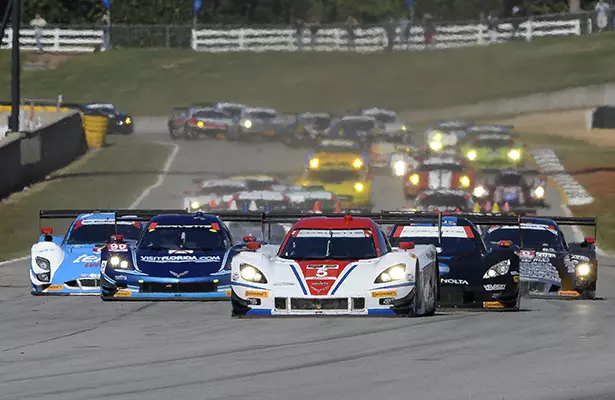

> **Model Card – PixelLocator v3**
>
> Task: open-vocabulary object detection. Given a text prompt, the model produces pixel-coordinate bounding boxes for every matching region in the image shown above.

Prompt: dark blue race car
[388,213,521,310]
[100,211,248,300]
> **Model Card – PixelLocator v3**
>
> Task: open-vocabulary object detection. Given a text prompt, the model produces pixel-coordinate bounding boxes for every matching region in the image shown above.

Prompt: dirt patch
[22,53,78,70]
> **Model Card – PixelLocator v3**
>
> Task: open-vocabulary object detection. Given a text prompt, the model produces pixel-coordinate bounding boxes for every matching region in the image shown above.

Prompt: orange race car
[403,155,477,199]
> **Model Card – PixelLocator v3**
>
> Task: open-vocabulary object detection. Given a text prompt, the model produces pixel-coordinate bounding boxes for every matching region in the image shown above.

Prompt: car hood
[135,248,227,278]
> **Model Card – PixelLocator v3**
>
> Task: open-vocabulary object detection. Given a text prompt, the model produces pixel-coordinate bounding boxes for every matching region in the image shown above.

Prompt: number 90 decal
[107,243,128,252]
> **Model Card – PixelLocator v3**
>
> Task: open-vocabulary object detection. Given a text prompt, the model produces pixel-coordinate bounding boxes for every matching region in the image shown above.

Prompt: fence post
[574,18,581,35]
[165,25,170,48]
[239,28,244,51]
[335,28,340,50]
[191,28,197,51]
[477,22,484,45]
[54,28,60,51]
[6,28,12,49]
[525,17,533,41]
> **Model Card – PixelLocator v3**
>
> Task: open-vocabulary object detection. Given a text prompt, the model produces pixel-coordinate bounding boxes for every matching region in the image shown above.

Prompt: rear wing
[527,216,597,241]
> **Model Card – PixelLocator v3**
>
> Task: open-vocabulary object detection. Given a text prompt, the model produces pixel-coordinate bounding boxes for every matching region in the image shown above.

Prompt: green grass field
[2,33,615,115]
[0,136,172,261]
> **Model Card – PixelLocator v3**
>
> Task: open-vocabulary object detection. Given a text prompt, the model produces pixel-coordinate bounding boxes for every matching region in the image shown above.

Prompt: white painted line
[0,255,30,266]
[129,142,179,209]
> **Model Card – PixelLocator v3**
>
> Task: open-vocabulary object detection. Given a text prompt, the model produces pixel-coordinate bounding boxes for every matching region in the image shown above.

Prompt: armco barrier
[83,115,108,149]
[0,112,87,200]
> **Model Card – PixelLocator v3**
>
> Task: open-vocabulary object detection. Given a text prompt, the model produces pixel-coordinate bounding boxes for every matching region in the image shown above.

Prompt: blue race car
[100,211,246,300]
[30,210,144,295]
[482,216,598,299]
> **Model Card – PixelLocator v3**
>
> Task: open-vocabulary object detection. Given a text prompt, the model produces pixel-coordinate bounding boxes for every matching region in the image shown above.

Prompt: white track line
[0,142,180,266]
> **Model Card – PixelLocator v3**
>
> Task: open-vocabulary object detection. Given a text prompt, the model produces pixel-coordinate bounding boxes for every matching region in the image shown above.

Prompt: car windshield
[495,174,523,186]
[279,228,377,260]
[475,138,514,148]
[484,226,564,251]
[339,119,375,131]
[307,169,362,183]
[194,110,227,119]
[417,195,469,209]
[316,145,360,153]
[219,106,243,117]
[389,225,481,255]
[67,221,142,245]
[247,111,277,119]
[370,113,396,123]
[139,223,226,251]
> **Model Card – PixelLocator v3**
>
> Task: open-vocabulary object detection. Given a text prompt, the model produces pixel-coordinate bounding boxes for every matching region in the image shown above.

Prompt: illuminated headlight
[240,263,267,283]
[125,117,132,124]
[190,201,200,210]
[576,263,591,277]
[393,160,406,176]
[35,256,51,271]
[110,256,121,266]
[473,185,487,197]
[534,186,545,198]
[467,150,477,161]
[433,132,443,141]
[483,260,510,279]
[309,158,319,169]
[352,158,364,169]
[197,121,204,128]
[459,176,471,188]
[375,264,406,283]
[120,260,130,269]
[243,119,253,128]
[429,141,443,151]
[508,149,521,160]
[354,182,364,192]
[409,173,419,185]
[401,125,408,131]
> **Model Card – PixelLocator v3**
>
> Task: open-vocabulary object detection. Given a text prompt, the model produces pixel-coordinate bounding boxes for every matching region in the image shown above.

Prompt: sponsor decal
[396,225,474,239]
[371,290,398,298]
[245,290,268,298]
[513,276,520,283]
[168,249,193,254]
[74,254,101,264]
[483,301,505,309]
[308,281,330,294]
[232,272,240,281]
[441,278,469,285]
[115,275,128,280]
[140,255,221,263]
[114,290,132,297]
[101,260,107,273]
[557,290,580,297]
[46,284,64,291]
[273,282,295,286]
[169,270,189,278]
[225,289,232,296]
[484,284,506,291]
[306,264,339,279]
[108,243,128,252]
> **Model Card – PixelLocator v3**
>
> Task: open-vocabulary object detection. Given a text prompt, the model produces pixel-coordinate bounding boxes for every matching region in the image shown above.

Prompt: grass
[3,33,615,115]
[518,132,615,251]
[0,136,172,261]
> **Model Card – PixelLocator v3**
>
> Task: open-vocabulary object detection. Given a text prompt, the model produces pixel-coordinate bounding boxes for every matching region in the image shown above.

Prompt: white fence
[0,18,583,53]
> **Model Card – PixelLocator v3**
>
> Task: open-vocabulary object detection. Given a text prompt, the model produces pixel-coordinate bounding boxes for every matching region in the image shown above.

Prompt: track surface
[2,127,615,400]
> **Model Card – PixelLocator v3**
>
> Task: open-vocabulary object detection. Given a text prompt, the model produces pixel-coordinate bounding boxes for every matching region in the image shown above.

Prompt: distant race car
[284,185,341,212]
[411,189,476,212]
[424,120,474,151]
[184,178,248,211]
[389,144,421,177]
[286,112,334,145]
[229,175,280,191]
[225,190,293,212]
[482,216,598,299]
[305,139,368,171]
[472,168,547,208]
[388,213,521,310]
[461,133,524,169]
[213,102,246,120]
[100,211,245,300]
[232,107,291,140]
[168,105,234,140]
[30,210,143,295]
[404,155,475,199]
[229,213,438,317]
[325,115,378,147]
[361,108,411,143]
[78,103,134,135]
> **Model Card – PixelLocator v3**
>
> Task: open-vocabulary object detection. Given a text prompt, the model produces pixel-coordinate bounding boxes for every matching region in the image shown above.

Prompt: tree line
[14,0,598,26]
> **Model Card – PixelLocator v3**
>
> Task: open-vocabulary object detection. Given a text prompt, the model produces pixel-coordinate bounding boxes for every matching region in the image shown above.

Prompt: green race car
[461,133,524,169]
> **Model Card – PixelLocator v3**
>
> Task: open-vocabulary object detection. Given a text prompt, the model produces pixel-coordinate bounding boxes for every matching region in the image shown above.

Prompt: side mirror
[247,242,262,250]
[498,240,513,248]
[243,235,256,243]
[399,241,415,250]
[582,237,595,247]
[111,234,124,242]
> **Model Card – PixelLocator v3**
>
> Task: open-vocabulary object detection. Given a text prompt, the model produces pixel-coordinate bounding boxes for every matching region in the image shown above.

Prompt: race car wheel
[582,289,596,300]
[411,262,424,317]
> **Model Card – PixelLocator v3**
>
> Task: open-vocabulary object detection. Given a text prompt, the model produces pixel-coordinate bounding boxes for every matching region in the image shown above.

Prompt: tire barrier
[530,149,594,206]
[83,115,108,149]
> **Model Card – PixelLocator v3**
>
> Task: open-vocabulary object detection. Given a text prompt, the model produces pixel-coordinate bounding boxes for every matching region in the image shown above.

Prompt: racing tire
[169,125,183,140]
[582,289,596,300]
[411,262,424,317]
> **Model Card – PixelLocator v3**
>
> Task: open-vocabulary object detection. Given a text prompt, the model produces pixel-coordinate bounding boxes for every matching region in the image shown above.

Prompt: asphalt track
[2,125,615,400]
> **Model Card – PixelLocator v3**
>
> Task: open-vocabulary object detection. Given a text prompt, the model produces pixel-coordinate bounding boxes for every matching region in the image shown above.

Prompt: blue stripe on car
[232,282,270,291]
[330,264,358,295]
[289,264,307,295]
[369,282,415,291]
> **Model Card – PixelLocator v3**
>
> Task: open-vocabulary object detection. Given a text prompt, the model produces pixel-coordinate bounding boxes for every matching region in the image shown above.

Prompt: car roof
[76,212,115,220]
[291,216,376,230]
[475,133,512,140]
[244,107,277,113]
[391,216,476,228]
[201,179,247,188]
[520,217,559,226]
[362,108,396,115]
[230,175,277,182]
[149,214,222,224]
[317,139,359,148]
[341,115,376,122]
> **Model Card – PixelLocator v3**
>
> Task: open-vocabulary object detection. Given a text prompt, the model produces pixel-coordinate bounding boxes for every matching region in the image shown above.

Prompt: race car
[404,155,475,199]
[411,189,476,212]
[30,210,144,295]
[325,115,379,148]
[229,212,438,316]
[424,120,473,152]
[388,213,521,310]
[461,133,524,169]
[168,105,234,140]
[460,124,515,146]
[482,216,598,299]
[184,178,248,211]
[224,190,294,212]
[305,139,368,171]
[472,168,547,208]
[284,185,341,212]
[76,103,134,135]
[389,144,421,177]
[231,107,291,140]
[361,108,411,143]
[100,211,244,300]
[213,101,246,120]
[285,112,334,146]
[229,175,281,191]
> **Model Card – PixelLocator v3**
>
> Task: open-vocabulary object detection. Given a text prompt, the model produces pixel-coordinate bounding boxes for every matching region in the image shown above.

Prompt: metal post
[0,0,12,46]
[10,0,20,132]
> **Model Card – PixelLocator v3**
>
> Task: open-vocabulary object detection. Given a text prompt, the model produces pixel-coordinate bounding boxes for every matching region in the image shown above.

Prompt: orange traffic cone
[313,200,323,213]
[209,199,217,209]
[335,200,342,213]
[502,202,510,212]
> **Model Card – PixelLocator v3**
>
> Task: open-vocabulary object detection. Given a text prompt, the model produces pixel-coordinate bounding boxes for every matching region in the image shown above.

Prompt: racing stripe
[289,264,308,295]
[330,264,358,295]
[369,282,415,291]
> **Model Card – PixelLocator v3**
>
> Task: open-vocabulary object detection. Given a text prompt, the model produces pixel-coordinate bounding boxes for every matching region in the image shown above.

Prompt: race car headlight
[354,182,364,192]
[459,175,471,188]
[393,160,406,176]
[508,149,521,160]
[401,125,408,131]
[36,272,50,282]
[190,201,200,210]
[125,117,132,124]
[533,186,545,198]
[243,119,252,128]
[197,121,204,128]
[309,158,319,169]
[467,150,477,161]
[240,263,267,283]
[473,185,487,197]
[109,255,132,270]
[375,264,406,283]
[433,132,443,141]
[429,141,443,151]
[576,262,591,277]
[352,158,364,169]
[35,256,51,271]
[483,260,510,279]
[409,173,419,185]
